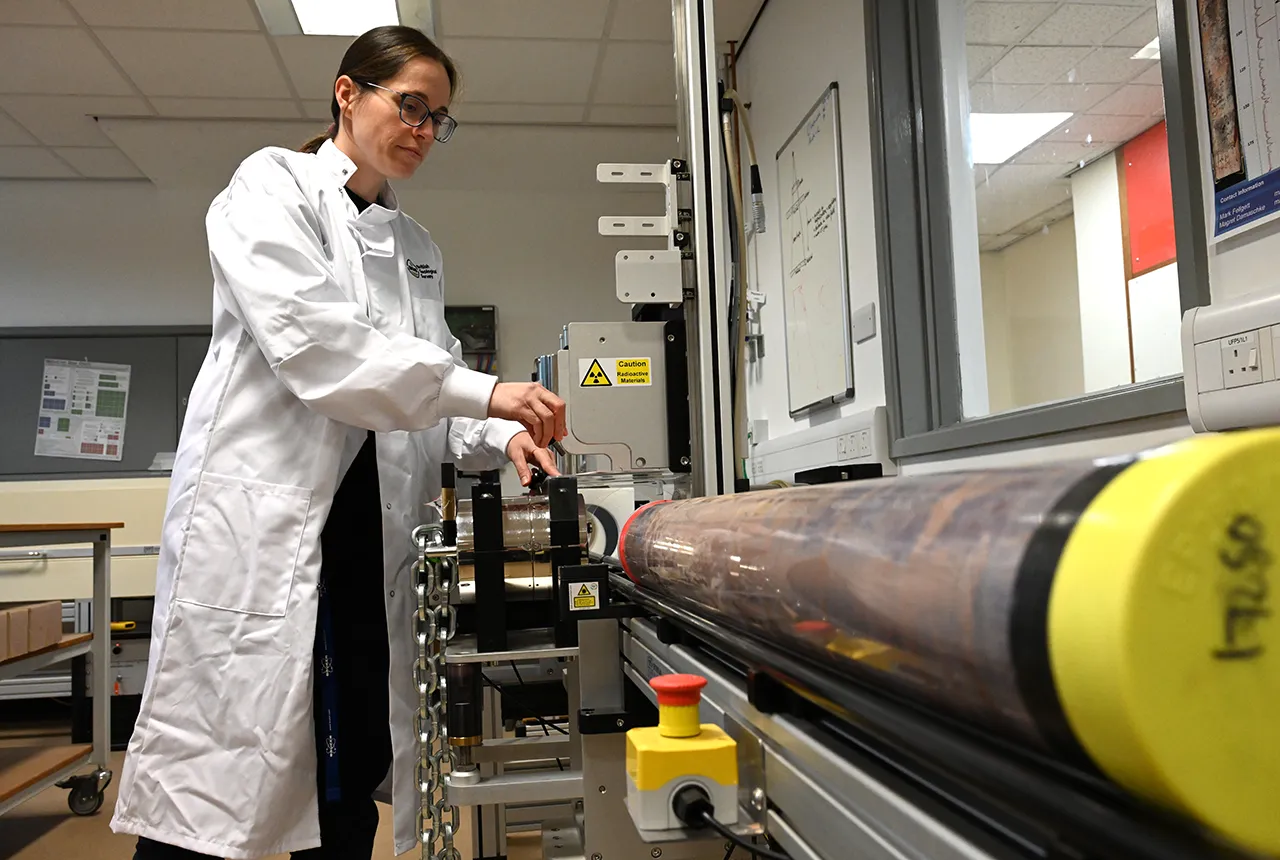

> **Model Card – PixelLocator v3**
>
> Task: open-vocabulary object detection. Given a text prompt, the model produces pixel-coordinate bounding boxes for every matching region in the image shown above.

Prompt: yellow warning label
[615,358,651,385]
[580,359,612,387]
[578,357,653,388]
[571,582,599,610]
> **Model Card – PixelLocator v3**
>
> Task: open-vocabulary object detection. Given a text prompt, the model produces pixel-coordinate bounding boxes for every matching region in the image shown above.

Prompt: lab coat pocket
[173,472,313,617]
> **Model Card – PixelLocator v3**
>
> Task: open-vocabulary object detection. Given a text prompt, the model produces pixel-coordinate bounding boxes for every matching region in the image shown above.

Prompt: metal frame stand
[0,523,116,818]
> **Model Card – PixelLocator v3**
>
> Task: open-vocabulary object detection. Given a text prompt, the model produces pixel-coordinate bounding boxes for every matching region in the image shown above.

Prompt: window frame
[866,0,1212,459]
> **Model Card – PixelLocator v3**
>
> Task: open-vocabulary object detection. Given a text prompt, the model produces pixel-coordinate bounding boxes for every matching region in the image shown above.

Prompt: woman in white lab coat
[109,26,565,860]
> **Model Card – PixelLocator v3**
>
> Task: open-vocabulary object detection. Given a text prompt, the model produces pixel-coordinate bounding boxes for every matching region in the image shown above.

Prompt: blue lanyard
[317,573,341,803]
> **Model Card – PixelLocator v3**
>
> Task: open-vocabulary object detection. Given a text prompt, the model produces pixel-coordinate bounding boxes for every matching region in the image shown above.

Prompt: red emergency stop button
[649,674,707,707]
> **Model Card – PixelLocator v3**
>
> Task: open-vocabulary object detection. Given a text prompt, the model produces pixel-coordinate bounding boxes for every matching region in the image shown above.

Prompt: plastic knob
[650,674,707,738]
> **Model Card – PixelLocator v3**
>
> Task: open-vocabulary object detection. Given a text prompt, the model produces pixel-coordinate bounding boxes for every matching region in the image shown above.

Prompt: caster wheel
[68,786,104,816]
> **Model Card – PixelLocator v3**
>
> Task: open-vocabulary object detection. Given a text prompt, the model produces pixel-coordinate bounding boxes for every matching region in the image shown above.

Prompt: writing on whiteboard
[777,83,852,414]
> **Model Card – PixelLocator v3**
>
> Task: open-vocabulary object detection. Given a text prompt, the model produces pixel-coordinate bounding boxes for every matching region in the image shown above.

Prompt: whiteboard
[776,82,854,415]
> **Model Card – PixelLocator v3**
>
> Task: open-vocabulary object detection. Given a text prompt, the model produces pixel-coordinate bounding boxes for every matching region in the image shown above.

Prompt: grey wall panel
[0,335,180,479]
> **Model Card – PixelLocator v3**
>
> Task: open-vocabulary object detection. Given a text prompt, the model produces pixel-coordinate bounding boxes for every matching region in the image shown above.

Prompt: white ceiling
[0,0,764,184]
[965,0,1168,251]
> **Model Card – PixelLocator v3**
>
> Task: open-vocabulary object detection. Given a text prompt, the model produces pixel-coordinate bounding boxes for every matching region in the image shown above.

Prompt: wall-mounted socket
[1222,331,1263,389]
[834,430,872,462]
[1184,292,1280,433]
[749,406,896,483]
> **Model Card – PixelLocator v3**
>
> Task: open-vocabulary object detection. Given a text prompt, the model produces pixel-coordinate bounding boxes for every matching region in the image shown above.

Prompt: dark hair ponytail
[300,25,459,154]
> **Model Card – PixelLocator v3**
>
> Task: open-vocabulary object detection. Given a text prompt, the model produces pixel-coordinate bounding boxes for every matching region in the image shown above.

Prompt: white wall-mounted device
[1182,290,1280,432]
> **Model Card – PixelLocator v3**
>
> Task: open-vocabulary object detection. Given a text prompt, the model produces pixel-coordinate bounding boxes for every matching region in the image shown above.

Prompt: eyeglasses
[359,81,457,142]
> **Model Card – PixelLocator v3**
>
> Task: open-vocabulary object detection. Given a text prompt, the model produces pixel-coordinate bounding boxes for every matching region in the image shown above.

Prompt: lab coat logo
[581,359,612,387]
[406,258,438,280]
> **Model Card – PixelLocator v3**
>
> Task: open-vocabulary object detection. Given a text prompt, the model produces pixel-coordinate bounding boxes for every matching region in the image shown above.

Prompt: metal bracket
[597,161,686,305]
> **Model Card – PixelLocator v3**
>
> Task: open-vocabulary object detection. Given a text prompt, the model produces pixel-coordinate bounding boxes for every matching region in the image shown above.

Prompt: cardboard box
[26,601,62,652]
[6,606,29,660]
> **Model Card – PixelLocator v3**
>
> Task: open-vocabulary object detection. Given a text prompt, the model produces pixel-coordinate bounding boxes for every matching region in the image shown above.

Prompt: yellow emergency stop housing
[625,674,739,832]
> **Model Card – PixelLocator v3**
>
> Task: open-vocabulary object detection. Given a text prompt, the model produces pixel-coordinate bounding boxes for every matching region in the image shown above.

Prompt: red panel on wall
[1122,120,1177,276]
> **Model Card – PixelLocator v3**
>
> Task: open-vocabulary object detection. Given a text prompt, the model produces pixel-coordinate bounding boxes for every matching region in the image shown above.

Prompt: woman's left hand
[506,431,561,487]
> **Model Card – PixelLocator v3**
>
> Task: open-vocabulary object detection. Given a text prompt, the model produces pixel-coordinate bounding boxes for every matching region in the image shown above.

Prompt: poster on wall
[34,359,131,461]
[1196,0,1280,239]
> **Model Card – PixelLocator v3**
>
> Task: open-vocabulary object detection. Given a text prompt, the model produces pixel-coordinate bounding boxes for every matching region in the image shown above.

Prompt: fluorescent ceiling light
[969,112,1072,164]
[290,0,399,35]
[1132,37,1161,60]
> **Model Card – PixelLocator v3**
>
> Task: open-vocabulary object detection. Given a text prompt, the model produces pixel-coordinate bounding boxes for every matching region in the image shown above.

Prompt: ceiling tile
[1108,9,1158,47]
[1046,113,1159,145]
[1017,81,1120,112]
[975,181,1072,235]
[68,0,260,29]
[303,100,333,120]
[974,161,1073,192]
[0,0,78,25]
[1090,83,1165,115]
[456,103,585,123]
[0,27,135,95]
[714,0,765,43]
[595,42,677,106]
[0,95,152,146]
[1133,62,1163,86]
[1023,4,1147,46]
[965,2,1055,45]
[968,82,1044,112]
[1061,47,1153,85]
[1011,139,1115,167]
[54,145,143,177]
[610,0,675,41]
[0,110,38,145]
[150,97,303,118]
[97,30,292,98]
[439,0,609,39]
[983,45,1090,84]
[443,39,598,103]
[967,44,1006,80]
[275,36,350,101]
[589,104,678,125]
[0,146,77,177]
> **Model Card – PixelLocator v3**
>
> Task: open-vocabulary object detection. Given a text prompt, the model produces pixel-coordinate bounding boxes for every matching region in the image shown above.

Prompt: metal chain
[413,524,461,860]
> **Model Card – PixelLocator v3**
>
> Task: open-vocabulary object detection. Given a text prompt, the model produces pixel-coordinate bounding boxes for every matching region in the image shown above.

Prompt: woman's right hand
[488,382,567,448]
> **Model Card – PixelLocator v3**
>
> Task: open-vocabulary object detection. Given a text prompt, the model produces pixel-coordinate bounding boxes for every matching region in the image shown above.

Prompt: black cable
[480,673,569,736]
[699,814,789,860]
[673,785,788,860]
[723,843,736,860]
[505,662,565,770]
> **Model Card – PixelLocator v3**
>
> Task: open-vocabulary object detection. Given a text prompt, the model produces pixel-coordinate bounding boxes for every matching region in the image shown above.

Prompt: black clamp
[578,707,652,735]
[672,230,690,249]
[556,564,646,622]
[669,158,690,180]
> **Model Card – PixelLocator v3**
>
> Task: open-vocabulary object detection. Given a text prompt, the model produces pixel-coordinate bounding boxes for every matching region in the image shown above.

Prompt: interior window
[944,0,1181,419]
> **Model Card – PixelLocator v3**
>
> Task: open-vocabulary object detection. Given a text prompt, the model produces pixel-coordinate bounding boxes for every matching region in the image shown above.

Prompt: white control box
[1182,290,1280,432]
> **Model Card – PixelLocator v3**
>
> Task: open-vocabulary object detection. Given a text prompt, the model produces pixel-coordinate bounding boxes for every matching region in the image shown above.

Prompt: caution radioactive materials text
[578,357,653,387]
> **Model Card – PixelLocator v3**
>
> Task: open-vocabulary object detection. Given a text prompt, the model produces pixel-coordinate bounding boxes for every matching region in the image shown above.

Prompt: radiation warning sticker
[578,357,652,387]
[580,358,612,387]
[570,581,600,611]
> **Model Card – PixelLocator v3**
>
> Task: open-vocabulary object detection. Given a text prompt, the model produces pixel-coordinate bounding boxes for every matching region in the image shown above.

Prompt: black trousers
[135,434,391,860]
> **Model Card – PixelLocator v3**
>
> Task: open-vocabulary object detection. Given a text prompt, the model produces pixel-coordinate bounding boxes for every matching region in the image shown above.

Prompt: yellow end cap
[1049,429,1280,855]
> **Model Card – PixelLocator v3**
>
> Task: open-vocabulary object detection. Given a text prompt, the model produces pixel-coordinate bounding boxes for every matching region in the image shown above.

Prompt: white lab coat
[109,139,522,858]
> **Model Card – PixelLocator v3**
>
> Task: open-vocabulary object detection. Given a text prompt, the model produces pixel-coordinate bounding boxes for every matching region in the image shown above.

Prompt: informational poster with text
[34,359,131,461]
[1197,0,1280,238]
